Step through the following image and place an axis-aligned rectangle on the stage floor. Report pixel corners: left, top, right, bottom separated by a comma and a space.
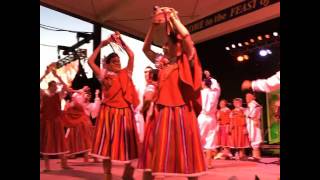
40, 157, 280, 180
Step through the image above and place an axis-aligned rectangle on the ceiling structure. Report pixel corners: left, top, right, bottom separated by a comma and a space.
40, 0, 280, 44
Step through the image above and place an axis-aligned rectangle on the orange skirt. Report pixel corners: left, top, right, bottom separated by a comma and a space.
148, 105, 207, 177
217, 125, 232, 147
90, 105, 140, 163
230, 126, 250, 148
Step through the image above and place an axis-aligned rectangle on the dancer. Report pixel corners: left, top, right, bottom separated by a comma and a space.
245, 93, 263, 161
215, 99, 232, 160
88, 32, 140, 179
197, 79, 219, 168
40, 66, 71, 172
140, 6, 206, 179
229, 98, 250, 160
137, 66, 159, 179
62, 86, 100, 162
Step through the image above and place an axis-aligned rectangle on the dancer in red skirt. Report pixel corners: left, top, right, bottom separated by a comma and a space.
141, 7, 206, 179
62, 86, 99, 162
215, 99, 233, 160
137, 66, 159, 179
88, 32, 140, 179
229, 98, 250, 160
40, 67, 71, 172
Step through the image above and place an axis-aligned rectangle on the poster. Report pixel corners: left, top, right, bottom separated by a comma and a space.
266, 89, 280, 144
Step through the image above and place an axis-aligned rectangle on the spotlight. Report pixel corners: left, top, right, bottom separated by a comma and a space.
237, 56, 244, 62
273, 32, 278, 36
259, 49, 268, 57
265, 34, 270, 39
231, 44, 236, 48
243, 55, 249, 60
267, 49, 272, 54
238, 43, 242, 47
257, 36, 263, 40
250, 39, 255, 43
244, 42, 249, 46
225, 47, 230, 50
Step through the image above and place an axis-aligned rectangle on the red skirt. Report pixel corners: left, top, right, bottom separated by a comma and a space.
40, 116, 68, 155
137, 116, 156, 170
65, 122, 94, 155
230, 126, 250, 148
90, 105, 140, 163
149, 105, 206, 177
217, 125, 231, 147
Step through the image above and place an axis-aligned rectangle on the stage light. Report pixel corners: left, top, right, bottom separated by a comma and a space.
259, 49, 268, 56
265, 34, 270, 39
244, 42, 249, 46
231, 44, 236, 48
225, 47, 230, 50
250, 39, 255, 43
257, 36, 263, 40
237, 56, 244, 62
267, 49, 272, 54
273, 32, 278, 36
238, 43, 242, 47
243, 55, 249, 60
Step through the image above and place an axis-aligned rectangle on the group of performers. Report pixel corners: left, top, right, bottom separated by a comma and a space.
40, 6, 279, 180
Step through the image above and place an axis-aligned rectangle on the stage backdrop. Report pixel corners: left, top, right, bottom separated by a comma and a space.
266, 89, 280, 144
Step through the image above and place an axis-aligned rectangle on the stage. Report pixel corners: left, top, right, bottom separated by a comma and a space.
40, 157, 280, 180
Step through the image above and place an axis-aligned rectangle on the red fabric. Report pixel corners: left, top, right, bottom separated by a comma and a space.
40, 93, 68, 154
101, 69, 139, 108
156, 50, 202, 116
61, 104, 88, 128
178, 51, 203, 116
41, 93, 61, 121
230, 108, 250, 148
219, 109, 231, 125
119, 69, 140, 108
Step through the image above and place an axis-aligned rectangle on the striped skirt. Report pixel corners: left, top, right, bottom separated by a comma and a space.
149, 105, 207, 177
90, 105, 140, 163
40, 117, 69, 155
137, 117, 156, 170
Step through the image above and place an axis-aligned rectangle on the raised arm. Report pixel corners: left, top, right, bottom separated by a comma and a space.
116, 32, 135, 74
143, 23, 160, 63
88, 37, 113, 77
169, 9, 195, 59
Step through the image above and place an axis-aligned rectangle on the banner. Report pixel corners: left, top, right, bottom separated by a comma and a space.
266, 89, 280, 144
186, 0, 280, 34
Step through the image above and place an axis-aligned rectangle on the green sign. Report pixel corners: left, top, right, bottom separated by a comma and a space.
266, 89, 280, 144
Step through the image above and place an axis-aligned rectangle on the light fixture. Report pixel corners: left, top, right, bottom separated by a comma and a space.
225, 47, 230, 50
259, 49, 268, 56
273, 32, 278, 36
243, 55, 249, 60
238, 43, 242, 47
231, 44, 236, 48
237, 56, 244, 62
257, 36, 263, 40
267, 49, 272, 54
244, 42, 250, 46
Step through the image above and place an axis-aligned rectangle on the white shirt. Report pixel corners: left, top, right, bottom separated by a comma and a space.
252, 71, 280, 93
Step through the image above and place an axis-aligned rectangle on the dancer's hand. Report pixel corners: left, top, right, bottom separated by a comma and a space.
100, 37, 113, 47
241, 80, 252, 91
